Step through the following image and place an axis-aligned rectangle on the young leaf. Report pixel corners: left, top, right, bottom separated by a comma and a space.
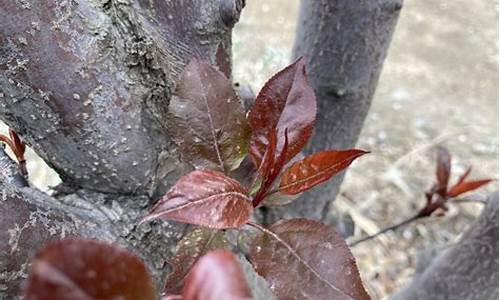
252, 130, 289, 207
9, 129, 27, 176
257, 128, 278, 179
9, 128, 26, 156
260, 152, 305, 206
447, 179, 493, 198
248, 219, 370, 300
168, 59, 251, 172
24, 238, 156, 300
141, 170, 253, 229
435, 146, 451, 196
247, 57, 316, 168
182, 250, 252, 300
454, 166, 472, 187
164, 228, 229, 295
279, 149, 368, 195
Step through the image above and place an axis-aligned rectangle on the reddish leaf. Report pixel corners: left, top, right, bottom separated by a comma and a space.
24, 238, 156, 300
261, 152, 306, 206
248, 219, 370, 300
447, 179, 493, 198
279, 149, 368, 195
8, 129, 27, 175
0, 134, 15, 152
435, 147, 451, 196
247, 57, 316, 168
182, 250, 252, 300
164, 228, 228, 295
257, 128, 278, 179
9, 129, 25, 156
252, 130, 289, 207
168, 59, 251, 172
141, 170, 253, 229
269, 129, 290, 183
454, 166, 472, 187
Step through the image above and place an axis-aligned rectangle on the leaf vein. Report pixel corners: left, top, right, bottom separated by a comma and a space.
149, 192, 250, 219
246, 222, 352, 299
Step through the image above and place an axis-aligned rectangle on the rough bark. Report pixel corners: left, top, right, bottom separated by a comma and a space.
391, 193, 499, 300
0, 146, 189, 298
0, 0, 243, 297
0, 0, 243, 196
266, 0, 403, 221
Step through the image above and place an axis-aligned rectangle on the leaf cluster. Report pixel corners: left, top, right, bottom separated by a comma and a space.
23, 59, 494, 300
24, 58, 369, 299
418, 146, 492, 217
139, 58, 370, 299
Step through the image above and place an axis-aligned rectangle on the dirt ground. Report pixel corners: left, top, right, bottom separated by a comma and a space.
1, 0, 497, 299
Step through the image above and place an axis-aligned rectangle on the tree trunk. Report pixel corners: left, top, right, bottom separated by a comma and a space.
0, 147, 186, 297
0, 0, 244, 297
266, 0, 403, 221
391, 193, 499, 300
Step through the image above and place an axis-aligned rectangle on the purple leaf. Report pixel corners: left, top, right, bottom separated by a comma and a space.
248, 219, 370, 300
168, 59, 251, 172
247, 57, 316, 168
142, 170, 253, 229
182, 250, 252, 300
24, 238, 156, 300
164, 228, 228, 295
435, 147, 451, 197
280, 149, 368, 195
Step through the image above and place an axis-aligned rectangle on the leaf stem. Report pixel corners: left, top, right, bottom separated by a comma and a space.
264, 188, 278, 198
245, 222, 350, 298
348, 215, 420, 247
249, 173, 261, 194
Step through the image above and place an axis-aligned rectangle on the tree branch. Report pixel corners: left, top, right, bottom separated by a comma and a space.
0, 0, 241, 197
0, 146, 186, 297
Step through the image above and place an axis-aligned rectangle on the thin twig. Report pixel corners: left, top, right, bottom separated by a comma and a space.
263, 188, 278, 198
349, 193, 489, 247
249, 173, 261, 195
349, 215, 420, 247
453, 199, 487, 205
338, 193, 390, 248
